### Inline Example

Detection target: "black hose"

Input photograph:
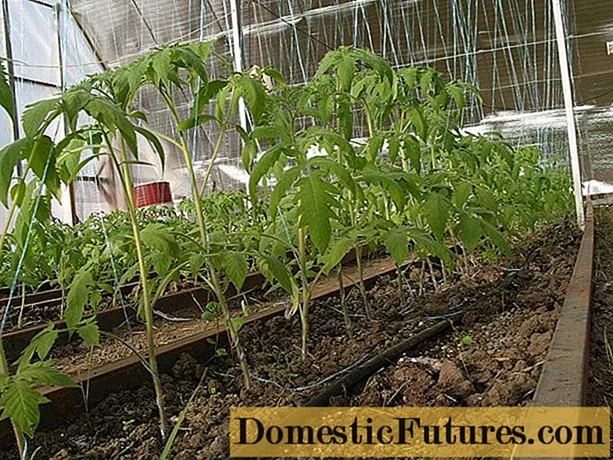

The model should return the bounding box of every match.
[303,319,454,407]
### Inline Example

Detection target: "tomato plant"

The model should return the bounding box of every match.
[0,42,574,457]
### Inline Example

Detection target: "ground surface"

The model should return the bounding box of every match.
[587,205,613,458]
[0,218,581,460]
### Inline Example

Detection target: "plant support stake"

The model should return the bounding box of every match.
[229,0,248,132]
[552,0,585,228]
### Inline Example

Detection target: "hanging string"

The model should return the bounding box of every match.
[0,125,59,338]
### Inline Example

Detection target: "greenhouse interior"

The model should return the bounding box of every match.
[0,0,612,458]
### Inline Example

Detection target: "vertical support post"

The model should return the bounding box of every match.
[229,0,248,131]
[552,0,585,227]
[56,1,76,225]
[229,0,251,196]
[2,0,20,167]
[1,0,20,235]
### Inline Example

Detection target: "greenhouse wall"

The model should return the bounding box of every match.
[1,0,612,226]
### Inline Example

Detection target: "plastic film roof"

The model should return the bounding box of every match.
[8,0,613,218]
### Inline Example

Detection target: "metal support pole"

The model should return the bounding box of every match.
[552,0,585,227]
[2,0,21,172]
[70,9,109,72]
[229,0,248,131]
[56,1,76,225]
[229,0,251,195]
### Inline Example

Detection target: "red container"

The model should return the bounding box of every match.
[133,181,173,208]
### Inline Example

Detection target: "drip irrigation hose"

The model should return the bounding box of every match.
[302,318,454,407]
[302,253,536,407]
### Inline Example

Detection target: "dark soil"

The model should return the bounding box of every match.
[0,219,581,460]
[0,274,233,332]
[46,285,285,378]
[587,206,613,455]
[342,222,580,411]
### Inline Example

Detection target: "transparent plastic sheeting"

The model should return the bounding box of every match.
[1,0,613,222]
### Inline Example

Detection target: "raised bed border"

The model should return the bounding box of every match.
[1,272,266,362]
[531,203,595,407]
[0,246,378,361]
[525,203,595,460]
[0,255,407,444]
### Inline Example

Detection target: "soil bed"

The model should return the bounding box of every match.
[0,276,219,332]
[45,285,285,378]
[587,205,613,458]
[0,219,580,460]
[41,256,376,379]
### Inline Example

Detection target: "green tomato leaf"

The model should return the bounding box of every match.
[270,166,300,220]
[0,64,14,121]
[65,268,94,330]
[0,380,50,438]
[141,224,180,258]
[384,227,409,265]
[0,138,30,207]
[18,361,77,388]
[407,227,452,264]
[248,146,283,200]
[193,80,228,117]
[457,212,482,252]
[479,217,510,255]
[178,114,218,131]
[237,75,267,125]
[310,157,357,195]
[151,250,172,277]
[77,318,100,347]
[151,49,173,84]
[28,136,61,201]
[321,236,354,274]
[423,192,450,240]
[189,254,207,278]
[452,181,473,209]
[19,323,58,363]
[230,316,245,333]
[222,251,249,291]
[134,125,165,171]
[22,98,60,138]
[447,84,465,109]
[408,107,426,140]
[296,172,340,253]
[257,254,294,295]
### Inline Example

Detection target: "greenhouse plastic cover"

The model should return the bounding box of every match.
[1,0,613,222]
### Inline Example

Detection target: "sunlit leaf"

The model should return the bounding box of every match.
[0,380,49,437]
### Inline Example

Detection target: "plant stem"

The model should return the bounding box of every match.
[105,133,168,438]
[164,94,208,245]
[84,345,95,413]
[365,108,374,138]
[401,154,409,172]
[354,245,372,320]
[419,262,426,296]
[17,282,25,329]
[0,344,25,457]
[430,145,436,171]
[0,197,18,255]
[298,228,310,358]
[164,91,251,388]
[383,195,391,220]
[427,258,438,292]
[396,263,405,306]
[0,189,24,456]
[199,122,227,200]
[210,267,250,388]
[441,261,448,285]
[337,263,352,339]
[124,166,169,438]
[347,204,371,319]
